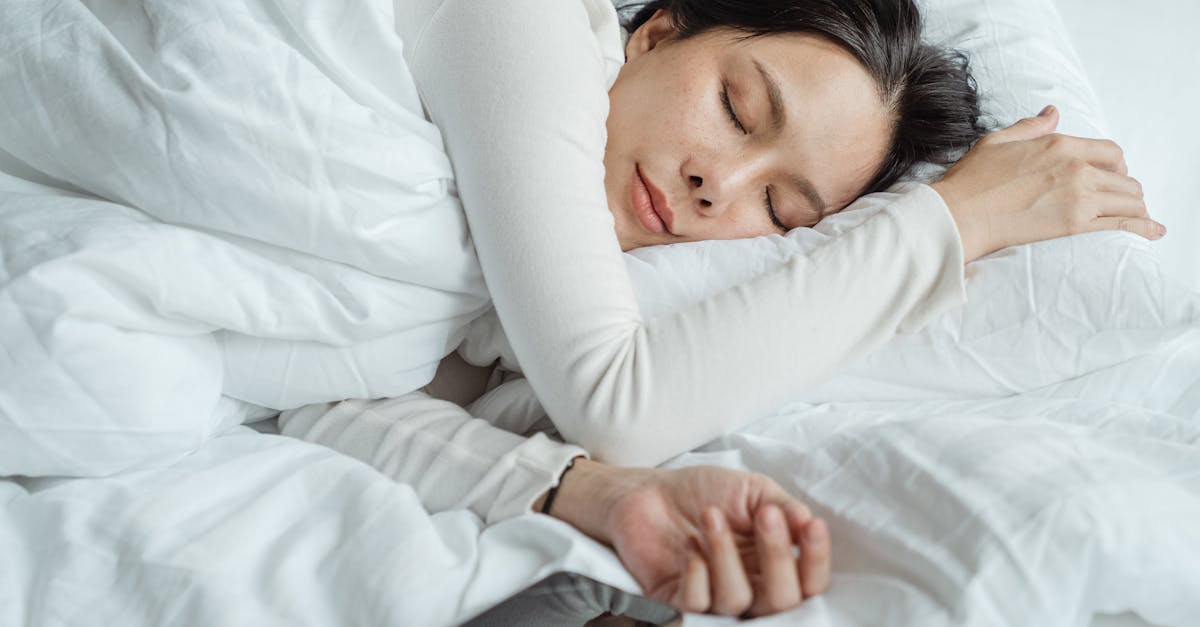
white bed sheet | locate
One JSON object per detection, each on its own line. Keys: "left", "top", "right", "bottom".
{"left": 675, "top": 395, "right": 1200, "bottom": 627}
{"left": 5, "top": 373, "right": 1199, "bottom": 626}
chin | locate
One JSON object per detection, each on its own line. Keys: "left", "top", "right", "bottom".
{"left": 616, "top": 233, "right": 638, "bottom": 252}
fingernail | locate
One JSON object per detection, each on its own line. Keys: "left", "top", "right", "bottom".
{"left": 704, "top": 508, "right": 723, "bottom": 532}
{"left": 1039, "top": 105, "right": 1055, "bottom": 117}
{"left": 805, "top": 519, "right": 827, "bottom": 544}
{"left": 1158, "top": 223, "right": 1168, "bottom": 237}
{"left": 760, "top": 506, "right": 782, "bottom": 530}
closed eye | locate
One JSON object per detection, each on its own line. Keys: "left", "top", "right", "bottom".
{"left": 764, "top": 186, "right": 786, "bottom": 231}
{"left": 723, "top": 82, "right": 787, "bottom": 231}
{"left": 721, "top": 82, "right": 747, "bottom": 134}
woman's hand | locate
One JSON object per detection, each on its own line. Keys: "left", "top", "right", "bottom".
{"left": 540, "top": 459, "right": 830, "bottom": 617}
{"left": 931, "top": 105, "right": 1165, "bottom": 262}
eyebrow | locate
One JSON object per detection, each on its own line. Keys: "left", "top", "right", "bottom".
{"left": 792, "top": 174, "right": 828, "bottom": 222}
{"left": 754, "top": 59, "right": 828, "bottom": 221}
{"left": 753, "top": 59, "right": 787, "bottom": 134}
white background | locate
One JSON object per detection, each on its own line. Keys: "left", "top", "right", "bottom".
{"left": 1052, "top": 0, "right": 1200, "bottom": 291}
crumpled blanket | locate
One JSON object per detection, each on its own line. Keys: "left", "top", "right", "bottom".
{"left": 0, "top": 0, "right": 490, "bottom": 476}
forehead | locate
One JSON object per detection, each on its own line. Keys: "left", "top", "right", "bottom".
{"left": 706, "top": 31, "right": 893, "bottom": 207}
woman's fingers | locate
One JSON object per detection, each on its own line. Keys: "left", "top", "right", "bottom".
{"left": 931, "top": 103, "right": 1153, "bottom": 261}
{"left": 798, "top": 518, "right": 832, "bottom": 598}
{"left": 759, "top": 480, "right": 813, "bottom": 528}
{"left": 673, "top": 549, "right": 711, "bottom": 614}
{"left": 747, "top": 505, "right": 803, "bottom": 616}
{"left": 1086, "top": 138, "right": 1129, "bottom": 176}
{"left": 987, "top": 105, "right": 1060, "bottom": 145}
{"left": 1089, "top": 188, "right": 1150, "bottom": 220}
{"left": 1045, "top": 135, "right": 1129, "bottom": 175}
{"left": 1060, "top": 135, "right": 1123, "bottom": 175}
{"left": 1091, "top": 170, "right": 1144, "bottom": 201}
{"left": 991, "top": 108, "right": 1129, "bottom": 176}
{"left": 758, "top": 481, "right": 834, "bottom": 607}
{"left": 702, "top": 507, "right": 754, "bottom": 616}
{"left": 775, "top": 499, "right": 814, "bottom": 541}
{"left": 681, "top": 547, "right": 705, "bottom": 610}
{"left": 1076, "top": 178, "right": 1163, "bottom": 238}
{"left": 1089, "top": 216, "right": 1166, "bottom": 240}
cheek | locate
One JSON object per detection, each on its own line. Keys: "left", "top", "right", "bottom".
{"left": 670, "top": 78, "right": 722, "bottom": 140}
{"left": 629, "top": 62, "right": 716, "bottom": 141}
{"left": 612, "top": 49, "right": 729, "bottom": 148}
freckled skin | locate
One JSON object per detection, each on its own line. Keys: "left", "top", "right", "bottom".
{"left": 605, "top": 10, "right": 893, "bottom": 251}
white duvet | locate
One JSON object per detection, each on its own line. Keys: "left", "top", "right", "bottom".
{"left": 0, "top": 0, "right": 491, "bottom": 477}
{"left": 2, "top": 1, "right": 1199, "bottom": 627}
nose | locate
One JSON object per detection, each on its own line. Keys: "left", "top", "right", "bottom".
{"left": 688, "top": 176, "right": 712, "bottom": 210}
{"left": 685, "top": 153, "right": 763, "bottom": 218}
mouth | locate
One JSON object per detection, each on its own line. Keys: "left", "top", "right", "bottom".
{"left": 631, "top": 165, "right": 675, "bottom": 235}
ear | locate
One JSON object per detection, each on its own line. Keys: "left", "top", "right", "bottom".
{"left": 625, "top": 9, "right": 678, "bottom": 62}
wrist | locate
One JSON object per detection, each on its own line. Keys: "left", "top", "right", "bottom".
{"left": 930, "top": 180, "right": 988, "bottom": 262}
{"left": 539, "top": 458, "right": 653, "bottom": 545}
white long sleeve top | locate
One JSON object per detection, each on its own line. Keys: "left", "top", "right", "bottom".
{"left": 281, "top": 0, "right": 967, "bottom": 523}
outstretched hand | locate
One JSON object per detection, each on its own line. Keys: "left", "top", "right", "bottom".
{"left": 542, "top": 460, "right": 831, "bottom": 617}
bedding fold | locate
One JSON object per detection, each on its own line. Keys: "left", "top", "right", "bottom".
{"left": 0, "top": 0, "right": 491, "bottom": 475}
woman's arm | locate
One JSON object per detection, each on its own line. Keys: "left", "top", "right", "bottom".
{"left": 406, "top": 0, "right": 965, "bottom": 466}
{"left": 278, "top": 393, "right": 585, "bottom": 523}
{"left": 280, "top": 392, "right": 833, "bottom": 617}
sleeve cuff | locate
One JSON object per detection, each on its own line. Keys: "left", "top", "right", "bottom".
{"left": 889, "top": 183, "right": 968, "bottom": 333}
{"left": 486, "top": 433, "right": 588, "bottom": 524}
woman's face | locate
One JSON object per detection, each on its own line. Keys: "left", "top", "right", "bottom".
{"left": 605, "top": 11, "right": 893, "bottom": 251}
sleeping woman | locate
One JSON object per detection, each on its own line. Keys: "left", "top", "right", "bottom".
{"left": 280, "top": 0, "right": 1163, "bottom": 619}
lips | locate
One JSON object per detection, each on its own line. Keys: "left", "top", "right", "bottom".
{"left": 631, "top": 165, "right": 675, "bottom": 235}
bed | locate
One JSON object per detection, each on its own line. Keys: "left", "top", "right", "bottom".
{"left": 1, "top": 0, "right": 1197, "bottom": 626}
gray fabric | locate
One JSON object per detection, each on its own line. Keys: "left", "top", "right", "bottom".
{"left": 462, "top": 572, "right": 678, "bottom": 627}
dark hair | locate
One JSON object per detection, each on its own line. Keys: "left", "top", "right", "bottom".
{"left": 621, "top": 0, "right": 988, "bottom": 194}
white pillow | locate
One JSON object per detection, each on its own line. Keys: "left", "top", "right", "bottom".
{"left": 917, "top": 0, "right": 1109, "bottom": 139}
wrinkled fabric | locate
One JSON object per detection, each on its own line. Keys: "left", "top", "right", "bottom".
{"left": 4, "top": 364, "right": 1199, "bottom": 626}
{"left": 0, "top": 0, "right": 490, "bottom": 476}
{"left": 673, "top": 395, "right": 1200, "bottom": 627}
